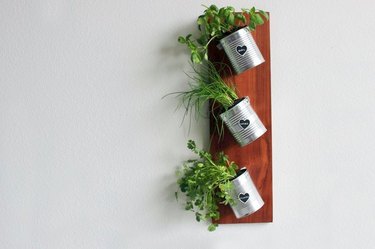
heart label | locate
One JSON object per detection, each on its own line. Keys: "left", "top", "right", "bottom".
{"left": 239, "top": 119, "right": 250, "bottom": 129}
{"left": 236, "top": 45, "right": 247, "bottom": 56}
{"left": 238, "top": 193, "right": 250, "bottom": 203}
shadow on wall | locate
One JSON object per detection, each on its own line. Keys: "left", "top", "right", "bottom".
{"left": 159, "top": 20, "right": 198, "bottom": 72}
{"left": 134, "top": 19, "right": 202, "bottom": 136}
{"left": 151, "top": 166, "right": 183, "bottom": 229}
{"left": 139, "top": 20, "right": 197, "bottom": 89}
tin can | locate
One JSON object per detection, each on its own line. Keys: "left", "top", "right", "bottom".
{"left": 229, "top": 167, "right": 264, "bottom": 219}
{"left": 219, "top": 27, "right": 264, "bottom": 74}
{"left": 220, "top": 97, "right": 266, "bottom": 147}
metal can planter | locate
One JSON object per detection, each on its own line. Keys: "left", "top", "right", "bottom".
{"left": 220, "top": 97, "right": 266, "bottom": 147}
{"left": 219, "top": 27, "right": 264, "bottom": 74}
{"left": 229, "top": 167, "right": 264, "bottom": 219}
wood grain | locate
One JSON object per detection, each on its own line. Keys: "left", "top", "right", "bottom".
{"left": 208, "top": 16, "right": 272, "bottom": 224}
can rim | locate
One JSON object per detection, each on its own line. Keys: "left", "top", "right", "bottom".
{"left": 220, "top": 96, "right": 250, "bottom": 119}
{"left": 231, "top": 167, "right": 247, "bottom": 181}
{"left": 219, "top": 27, "right": 250, "bottom": 46}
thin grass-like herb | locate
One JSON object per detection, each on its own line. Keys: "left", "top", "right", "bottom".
{"left": 180, "top": 61, "right": 237, "bottom": 110}
{"left": 167, "top": 61, "right": 238, "bottom": 138}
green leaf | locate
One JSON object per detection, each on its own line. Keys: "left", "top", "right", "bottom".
{"left": 249, "top": 21, "right": 256, "bottom": 31}
{"left": 194, "top": 199, "right": 202, "bottom": 206}
{"left": 195, "top": 212, "right": 202, "bottom": 222}
{"left": 228, "top": 13, "right": 235, "bottom": 25}
{"left": 180, "top": 183, "right": 188, "bottom": 192}
{"left": 177, "top": 36, "right": 186, "bottom": 44}
{"left": 250, "top": 7, "right": 256, "bottom": 14}
{"left": 211, "top": 211, "right": 220, "bottom": 220}
{"left": 191, "top": 52, "right": 202, "bottom": 64}
{"left": 259, "top": 10, "right": 269, "bottom": 20}
{"left": 187, "top": 140, "right": 196, "bottom": 150}
{"left": 210, "top": 27, "right": 218, "bottom": 36}
{"left": 235, "top": 13, "right": 246, "bottom": 24}
{"left": 218, "top": 184, "right": 225, "bottom": 191}
{"left": 203, "top": 52, "right": 208, "bottom": 61}
{"left": 208, "top": 224, "right": 218, "bottom": 232}
{"left": 185, "top": 201, "right": 193, "bottom": 210}
{"left": 187, "top": 41, "right": 196, "bottom": 50}
{"left": 209, "top": 4, "right": 218, "bottom": 12}
{"left": 218, "top": 7, "right": 225, "bottom": 17}
{"left": 254, "top": 13, "right": 264, "bottom": 25}
{"left": 214, "top": 16, "right": 221, "bottom": 25}
{"left": 224, "top": 9, "right": 231, "bottom": 18}
{"left": 197, "top": 15, "right": 205, "bottom": 25}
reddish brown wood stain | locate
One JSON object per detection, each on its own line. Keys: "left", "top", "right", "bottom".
{"left": 209, "top": 17, "right": 272, "bottom": 224}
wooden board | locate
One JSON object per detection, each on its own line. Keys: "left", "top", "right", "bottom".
{"left": 209, "top": 16, "right": 272, "bottom": 224}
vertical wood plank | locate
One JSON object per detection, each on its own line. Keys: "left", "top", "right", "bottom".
{"left": 209, "top": 16, "right": 272, "bottom": 224}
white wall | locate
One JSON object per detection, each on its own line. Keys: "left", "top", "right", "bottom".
{"left": 1, "top": 0, "right": 375, "bottom": 248}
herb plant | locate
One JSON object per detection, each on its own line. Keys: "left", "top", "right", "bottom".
{"left": 176, "top": 140, "right": 238, "bottom": 231}
{"left": 178, "top": 5, "right": 269, "bottom": 64}
{"left": 174, "top": 61, "right": 238, "bottom": 137}
{"left": 180, "top": 62, "right": 238, "bottom": 110}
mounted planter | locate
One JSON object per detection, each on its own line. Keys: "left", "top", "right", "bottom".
{"left": 229, "top": 167, "right": 264, "bottom": 218}
{"left": 219, "top": 27, "right": 264, "bottom": 74}
{"left": 178, "top": 5, "right": 268, "bottom": 66}
{"left": 169, "top": 61, "right": 266, "bottom": 148}
{"left": 220, "top": 97, "right": 266, "bottom": 147}
{"left": 176, "top": 140, "right": 265, "bottom": 231}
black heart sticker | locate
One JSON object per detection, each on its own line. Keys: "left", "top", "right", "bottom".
{"left": 236, "top": 45, "right": 247, "bottom": 55}
{"left": 239, "top": 119, "right": 250, "bottom": 129}
{"left": 238, "top": 193, "right": 250, "bottom": 203}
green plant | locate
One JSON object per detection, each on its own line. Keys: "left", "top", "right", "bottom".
{"left": 178, "top": 5, "right": 269, "bottom": 64}
{"left": 176, "top": 140, "right": 238, "bottom": 231}
{"left": 181, "top": 62, "right": 238, "bottom": 110}
{"left": 173, "top": 61, "right": 238, "bottom": 137}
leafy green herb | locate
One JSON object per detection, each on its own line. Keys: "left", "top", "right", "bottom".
{"left": 178, "top": 5, "right": 269, "bottom": 64}
{"left": 176, "top": 140, "right": 238, "bottom": 231}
